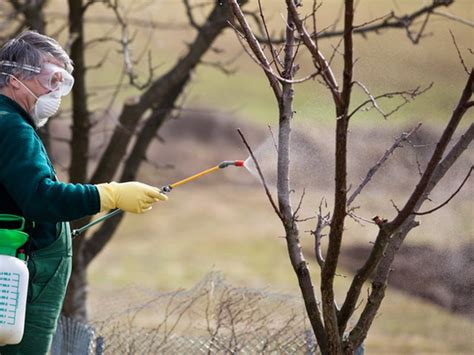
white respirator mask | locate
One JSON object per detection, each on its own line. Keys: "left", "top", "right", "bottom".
{"left": 30, "top": 89, "right": 62, "bottom": 127}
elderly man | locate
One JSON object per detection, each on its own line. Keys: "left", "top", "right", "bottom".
{"left": 0, "top": 31, "right": 167, "bottom": 353}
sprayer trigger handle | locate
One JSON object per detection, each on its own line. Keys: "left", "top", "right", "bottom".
{"left": 161, "top": 185, "right": 172, "bottom": 194}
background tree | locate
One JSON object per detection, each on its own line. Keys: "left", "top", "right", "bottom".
{"left": 1, "top": 0, "right": 249, "bottom": 321}
{"left": 227, "top": 0, "right": 473, "bottom": 354}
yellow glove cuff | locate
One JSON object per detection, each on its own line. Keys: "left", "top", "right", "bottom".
{"left": 96, "top": 182, "right": 118, "bottom": 212}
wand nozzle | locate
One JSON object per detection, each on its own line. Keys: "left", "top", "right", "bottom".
{"left": 218, "top": 160, "right": 245, "bottom": 168}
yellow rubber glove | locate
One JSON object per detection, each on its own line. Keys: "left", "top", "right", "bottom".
{"left": 96, "top": 181, "right": 168, "bottom": 213}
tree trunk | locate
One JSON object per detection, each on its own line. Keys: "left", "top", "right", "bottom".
{"left": 62, "top": 242, "right": 88, "bottom": 321}
{"left": 62, "top": 0, "right": 91, "bottom": 320}
{"left": 13, "top": 0, "right": 51, "bottom": 152}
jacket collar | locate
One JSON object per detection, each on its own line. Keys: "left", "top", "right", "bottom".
{"left": 0, "top": 94, "right": 36, "bottom": 129}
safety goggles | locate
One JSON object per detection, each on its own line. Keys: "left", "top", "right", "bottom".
{"left": 36, "top": 63, "right": 74, "bottom": 96}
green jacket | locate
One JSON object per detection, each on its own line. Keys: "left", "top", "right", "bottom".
{"left": 0, "top": 94, "right": 100, "bottom": 250}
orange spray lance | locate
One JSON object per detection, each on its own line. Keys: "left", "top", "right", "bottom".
{"left": 72, "top": 160, "right": 246, "bottom": 238}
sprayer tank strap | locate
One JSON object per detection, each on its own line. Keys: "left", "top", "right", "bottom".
{"left": 22, "top": 218, "right": 35, "bottom": 256}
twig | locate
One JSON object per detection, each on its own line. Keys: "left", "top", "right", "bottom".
{"left": 268, "top": 125, "right": 278, "bottom": 154}
{"left": 414, "top": 151, "right": 424, "bottom": 177}
{"left": 104, "top": 0, "right": 153, "bottom": 90}
{"left": 406, "top": 12, "right": 431, "bottom": 44}
{"left": 257, "top": 0, "right": 283, "bottom": 76}
{"left": 227, "top": 0, "right": 282, "bottom": 100}
{"left": 327, "top": 37, "right": 344, "bottom": 66}
{"left": 347, "top": 211, "right": 376, "bottom": 225}
{"left": 352, "top": 13, "right": 391, "bottom": 30}
{"left": 329, "top": 0, "right": 345, "bottom": 32}
{"left": 311, "top": 0, "right": 322, "bottom": 38}
{"left": 86, "top": 50, "right": 110, "bottom": 71}
{"left": 413, "top": 165, "right": 473, "bottom": 216}
{"left": 286, "top": 0, "right": 341, "bottom": 105}
{"left": 242, "top": 10, "right": 266, "bottom": 39}
{"left": 312, "top": 198, "right": 330, "bottom": 268}
{"left": 348, "top": 84, "right": 433, "bottom": 120}
{"left": 229, "top": 21, "right": 320, "bottom": 84}
{"left": 390, "top": 199, "right": 400, "bottom": 213}
{"left": 432, "top": 10, "right": 474, "bottom": 28}
{"left": 449, "top": 30, "right": 470, "bottom": 75}
{"left": 200, "top": 60, "right": 237, "bottom": 75}
{"left": 293, "top": 188, "right": 306, "bottom": 219}
{"left": 237, "top": 128, "right": 283, "bottom": 221}
{"left": 316, "top": 0, "right": 455, "bottom": 41}
{"left": 352, "top": 81, "right": 386, "bottom": 118}
{"left": 347, "top": 123, "right": 422, "bottom": 207}
{"left": 183, "top": 0, "right": 201, "bottom": 30}
{"left": 82, "top": 0, "right": 100, "bottom": 13}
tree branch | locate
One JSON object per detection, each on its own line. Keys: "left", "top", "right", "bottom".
{"left": 413, "top": 165, "right": 473, "bottom": 216}
{"left": 348, "top": 84, "right": 433, "bottom": 120}
{"left": 432, "top": 10, "right": 474, "bottom": 28}
{"left": 388, "top": 70, "right": 473, "bottom": 231}
{"left": 285, "top": 0, "right": 341, "bottom": 106}
{"left": 449, "top": 30, "right": 470, "bottom": 75}
{"left": 340, "top": 0, "right": 354, "bottom": 110}
{"left": 337, "top": 223, "right": 391, "bottom": 337}
{"left": 344, "top": 100, "right": 474, "bottom": 354}
{"left": 183, "top": 0, "right": 201, "bottom": 30}
{"left": 320, "top": 1, "right": 354, "bottom": 353}
{"left": 278, "top": 6, "right": 328, "bottom": 352}
{"left": 84, "top": 78, "right": 189, "bottom": 266}
{"left": 257, "top": 0, "right": 283, "bottom": 76}
{"left": 315, "top": 0, "right": 455, "bottom": 40}
{"left": 227, "top": 0, "right": 282, "bottom": 100}
{"left": 312, "top": 198, "right": 330, "bottom": 269}
{"left": 237, "top": 129, "right": 283, "bottom": 221}
{"left": 347, "top": 123, "right": 422, "bottom": 207}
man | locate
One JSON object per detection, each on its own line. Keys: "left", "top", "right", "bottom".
{"left": 0, "top": 31, "right": 168, "bottom": 353}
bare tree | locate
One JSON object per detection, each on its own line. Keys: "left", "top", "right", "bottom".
{"left": 228, "top": 0, "right": 473, "bottom": 354}
{"left": 62, "top": 0, "right": 251, "bottom": 321}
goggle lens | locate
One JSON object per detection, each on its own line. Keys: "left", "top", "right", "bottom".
{"left": 37, "top": 63, "right": 74, "bottom": 96}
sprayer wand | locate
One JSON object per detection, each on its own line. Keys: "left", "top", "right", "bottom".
{"left": 161, "top": 160, "right": 244, "bottom": 193}
{"left": 71, "top": 160, "right": 245, "bottom": 238}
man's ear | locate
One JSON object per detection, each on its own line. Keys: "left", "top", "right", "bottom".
{"left": 8, "top": 75, "right": 21, "bottom": 90}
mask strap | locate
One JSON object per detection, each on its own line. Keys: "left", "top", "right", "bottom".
{"left": 0, "top": 72, "right": 39, "bottom": 100}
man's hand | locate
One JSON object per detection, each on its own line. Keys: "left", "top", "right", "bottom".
{"left": 96, "top": 181, "right": 168, "bottom": 213}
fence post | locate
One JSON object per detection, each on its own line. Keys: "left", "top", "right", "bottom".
{"left": 304, "top": 329, "right": 316, "bottom": 354}
{"left": 95, "top": 336, "right": 105, "bottom": 355}
{"left": 51, "top": 315, "right": 96, "bottom": 354}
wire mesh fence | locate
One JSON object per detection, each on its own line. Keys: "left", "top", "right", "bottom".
{"left": 53, "top": 272, "right": 323, "bottom": 354}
